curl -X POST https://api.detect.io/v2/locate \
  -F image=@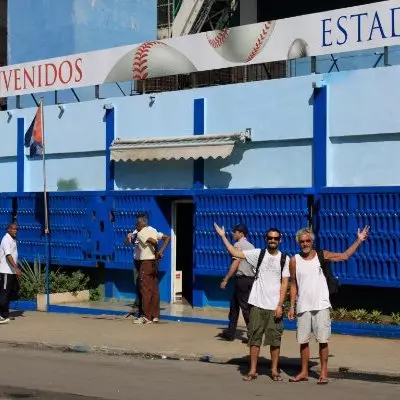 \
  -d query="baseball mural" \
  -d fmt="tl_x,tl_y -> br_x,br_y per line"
287,38 -> 310,60
105,41 -> 197,82
206,21 -> 276,63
